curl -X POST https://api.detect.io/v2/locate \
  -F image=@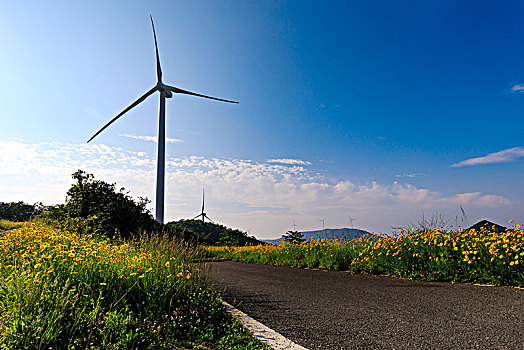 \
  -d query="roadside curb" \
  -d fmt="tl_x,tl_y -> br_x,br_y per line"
221,300 -> 308,350
0,228 -> 20,238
